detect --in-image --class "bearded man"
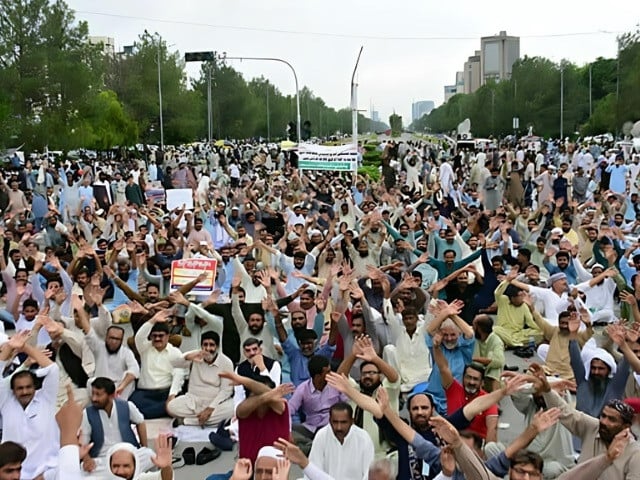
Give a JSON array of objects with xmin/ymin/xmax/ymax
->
[
  {"xmin": 85, "ymin": 323, "xmax": 140, "ymax": 399},
  {"xmin": 432, "ymin": 331, "xmax": 499, "ymax": 443}
]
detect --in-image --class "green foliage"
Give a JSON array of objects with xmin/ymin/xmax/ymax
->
[
  {"xmin": 389, "ymin": 114, "xmax": 403, "ymax": 137},
  {"xmin": 358, "ymin": 165, "xmax": 380, "ymax": 181},
  {"xmin": 413, "ymin": 32, "xmax": 640, "ymax": 138}
]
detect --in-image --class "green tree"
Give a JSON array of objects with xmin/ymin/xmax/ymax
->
[
  {"xmin": 389, "ymin": 113, "xmax": 402, "ymax": 137},
  {"xmin": 105, "ymin": 31, "xmax": 204, "ymax": 146},
  {"xmin": 0, "ymin": 0, "xmax": 105, "ymax": 150}
]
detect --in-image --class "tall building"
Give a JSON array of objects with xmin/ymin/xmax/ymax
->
[
  {"xmin": 88, "ymin": 36, "xmax": 115, "ymax": 56},
  {"xmin": 371, "ymin": 111, "xmax": 379, "ymax": 122},
  {"xmin": 444, "ymin": 85, "xmax": 457, "ymax": 103},
  {"xmin": 412, "ymin": 100, "xmax": 435, "ymax": 121},
  {"xmin": 480, "ymin": 31, "xmax": 520, "ymax": 84},
  {"xmin": 464, "ymin": 50, "xmax": 482, "ymax": 94}
]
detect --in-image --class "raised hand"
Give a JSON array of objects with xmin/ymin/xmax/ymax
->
[
  {"xmin": 528, "ymin": 363, "xmax": 551, "ymax": 393},
  {"xmin": 606, "ymin": 323, "xmax": 629, "ymax": 346},
  {"xmin": 274, "ymin": 438, "xmax": 308, "ymax": 468},
  {"xmin": 502, "ymin": 374, "xmax": 530, "ymax": 396},
  {"xmin": 325, "ymin": 372, "xmax": 352, "ymax": 394},
  {"xmin": 8, "ymin": 330, "xmax": 30, "ymax": 351},
  {"xmin": 531, "ymin": 407, "xmax": 562, "ymax": 433},
  {"xmin": 272, "ymin": 458, "xmax": 291, "ymax": 480},
  {"xmin": 607, "ymin": 428, "xmax": 632, "ymax": 462},
  {"xmin": 429, "ymin": 416, "xmax": 460, "ymax": 446},
  {"xmin": 375, "ymin": 386, "xmax": 391, "ymax": 412},
  {"xmin": 355, "ymin": 336, "xmax": 377, "ymax": 362},
  {"xmin": 230, "ymin": 459, "xmax": 253, "ymax": 480},
  {"xmin": 150, "ymin": 433, "xmax": 173, "ymax": 469},
  {"xmin": 568, "ymin": 312, "xmax": 581, "ymax": 335}
]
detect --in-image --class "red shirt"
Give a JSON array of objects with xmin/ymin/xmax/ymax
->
[
  {"xmin": 445, "ymin": 380, "xmax": 498, "ymax": 439},
  {"xmin": 239, "ymin": 403, "xmax": 291, "ymax": 463}
]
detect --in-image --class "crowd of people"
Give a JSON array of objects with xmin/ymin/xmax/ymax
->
[{"xmin": 0, "ymin": 137, "xmax": 640, "ymax": 480}]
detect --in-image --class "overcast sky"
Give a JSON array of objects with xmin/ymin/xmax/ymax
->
[{"xmin": 67, "ymin": 0, "xmax": 637, "ymax": 126}]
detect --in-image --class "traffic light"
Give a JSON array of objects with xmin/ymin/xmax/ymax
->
[{"xmin": 184, "ymin": 51, "xmax": 215, "ymax": 62}]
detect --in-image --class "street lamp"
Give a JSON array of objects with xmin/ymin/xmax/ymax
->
[
  {"xmin": 220, "ymin": 53, "xmax": 301, "ymax": 143},
  {"xmin": 145, "ymin": 30, "xmax": 164, "ymax": 149},
  {"xmin": 560, "ymin": 65, "xmax": 564, "ymax": 140},
  {"xmin": 185, "ymin": 51, "xmax": 216, "ymax": 142},
  {"xmin": 351, "ymin": 47, "xmax": 363, "ymax": 150}
]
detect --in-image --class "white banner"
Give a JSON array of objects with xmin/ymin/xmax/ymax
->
[{"xmin": 297, "ymin": 143, "xmax": 358, "ymax": 172}]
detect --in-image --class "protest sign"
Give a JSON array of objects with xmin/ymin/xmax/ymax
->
[
  {"xmin": 166, "ymin": 188, "xmax": 194, "ymax": 210},
  {"xmin": 170, "ymin": 258, "xmax": 217, "ymax": 293},
  {"xmin": 297, "ymin": 143, "xmax": 358, "ymax": 172}
]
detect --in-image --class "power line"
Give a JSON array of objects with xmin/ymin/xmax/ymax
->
[{"xmin": 76, "ymin": 10, "xmax": 623, "ymax": 41}]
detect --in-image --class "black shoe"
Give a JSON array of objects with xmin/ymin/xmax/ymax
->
[
  {"xmin": 172, "ymin": 418, "xmax": 184, "ymax": 428},
  {"xmin": 209, "ymin": 431, "xmax": 234, "ymax": 451},
  {"xmin": 196, "ymin": 446, "xmax": 221, "ymax": 465},
  {"xmin": 504, "ymin": 365, "xmax": 519, "ymax": 372},
  {"xmin": 182, "ymin": 446, "xmax": 196, "ymax": 465},
  {"xmin": 514, "ymin": 347, "xmax": 534, "ymax": 358},
  {"xmin": 169, "ymin": 435, "xmax": 178, "ymax": 449}
]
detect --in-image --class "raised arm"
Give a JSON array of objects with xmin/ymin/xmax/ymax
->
[{"xmin": 431, "ymin": 332, "xmax": 454, "ymax": 390}]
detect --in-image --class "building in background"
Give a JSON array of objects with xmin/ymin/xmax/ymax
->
[
  {"xmin": 443, "ymin": 31, "xmax": 520, "ymax": 101},
  {"xmin": 464, "ymin": 51, "xmax": 482, "ymax": 94},
  {"xmin": 443, "ymin": 72, "xmax": 464, "ymax": 103},
  {"xmin": 412, "ymin": 100, "xmax": 435, "ymax": 121},
  {"xmin": 88, "ymin": 36, "xmax": 115, "ymax": 56},
  {"xmin": 481, "ymin": 31, "xmax": 520, "ymax": 84}
]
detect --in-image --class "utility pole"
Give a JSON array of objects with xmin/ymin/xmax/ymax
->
[
  {"xmin": 589, "ymin": 63, "xmax": 593, "ymax": 116},
  {"xmin": 560, "ymin": 66, "xmax": 564, "ymax": 140},
  {"xmin": 185, "ymin": 51, "xmax": 216, "ymax": 142},
  {"xmin": 351, "ymin": 47, "xmax": 364, "ymax": 150},
  {"xmin": 266, "ymin": 85, "xmax": 271, "ymax": 141}
]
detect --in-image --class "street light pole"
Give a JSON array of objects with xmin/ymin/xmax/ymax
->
[
  {"xmin": 351, "ymin": 47, "xmax": 363, "ymax": 150},
  {"xmin": 221, "ymin": 54, "xmax": 301, "ymax": 142},
  {"xmin": 156, "ymin": 36, "xmax": 164, "ymax": 150},
  {"xmin": 207, "ymin": 64, "xmax": 212, "ymax": 142},
  {"xmin": 560, "ymin": 66, "xmax": 564, "ymax": 140}
]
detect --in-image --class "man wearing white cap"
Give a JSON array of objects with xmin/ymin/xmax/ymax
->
[
  {"xmin": 509, "ymin": 271, "xmax": 572, "ymax": 326},
  {"xmin": 574, "ymin": 266, "xmax": 619, "ymax": 325}
]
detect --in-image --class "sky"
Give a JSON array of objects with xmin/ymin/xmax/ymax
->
[{"xmin": 67, "ymin": 0, "xmax": 637, "ymax": 127}]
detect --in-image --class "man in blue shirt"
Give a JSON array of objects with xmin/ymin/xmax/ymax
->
[{"xmin": 274, "ymin": 312, "xmax": 339, "ymax": 386}]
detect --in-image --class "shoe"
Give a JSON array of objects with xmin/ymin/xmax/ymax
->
[
  {"xmin": 504, "ymin": 365, "xmax": 519, "ymax": 372},
  {"xmin": 196, "ymin": 446, "xmax": 221, "ymax": 465},
  {"xmin": 182, "ymin": 447, "xmax": 196, "ymax": 465},
  {"xmin": 209, "ymin": 431, "xmax": 234, "ymax": 451},
  {"xmin": 172, "ymin": 457, "xmax": 186, "ymax": 468},
  {"xmin": 172, "ymin": 418, "xmax": 184, "ymax": 428},
  {"xmin": 514, "ymin": 347, "xmax": 534, "ymax": 358},
  {"xmin": 169, "ymin": 435, "xmax": 178, "ymax": 449}
]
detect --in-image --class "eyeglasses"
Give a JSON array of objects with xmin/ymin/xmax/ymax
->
[
  {"xmin": 512, "ymin": 466, "xmax": 541, "ymax": 479},
  {"xmin": 361, "ymin": 371, "xmax": 380, "ymax": 377},
  {"xmin": 151, "ymin": 333, "xmax": 167, "ymax": 339}
]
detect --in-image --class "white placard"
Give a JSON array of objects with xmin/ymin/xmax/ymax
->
[{"xmin": 166, "ymin": 188, "xmax": 194, "ymax": 211}]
